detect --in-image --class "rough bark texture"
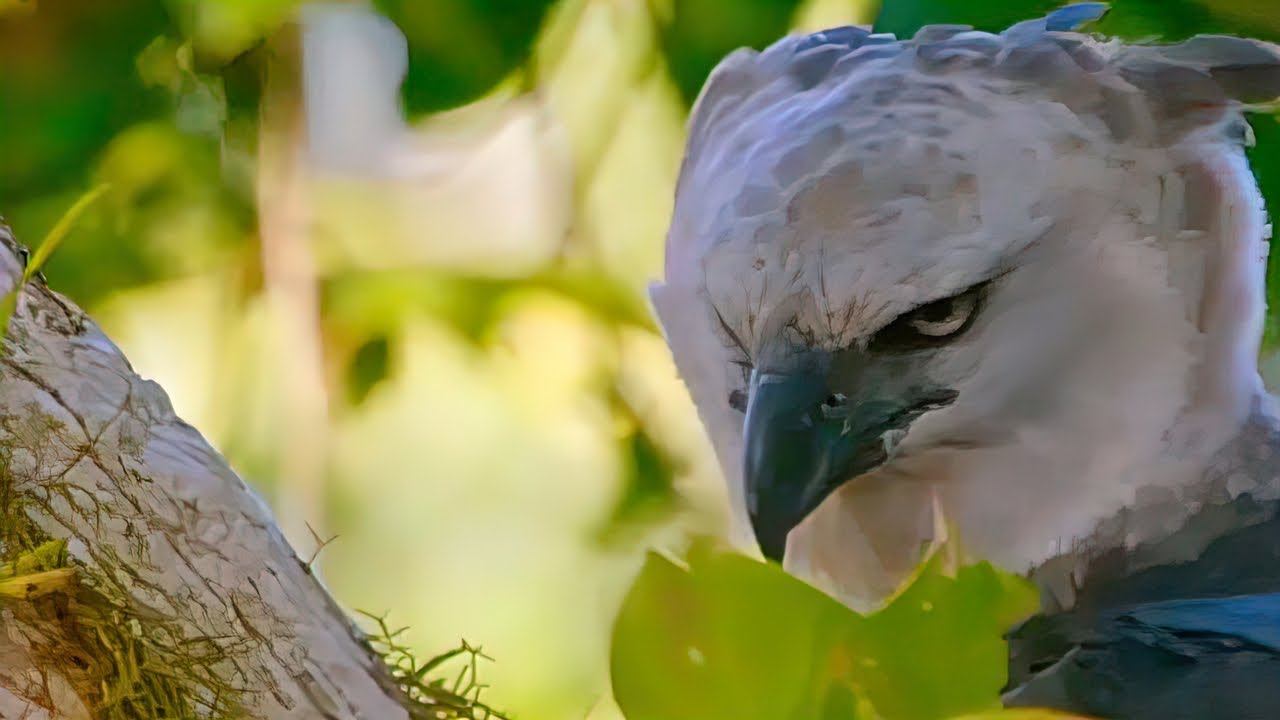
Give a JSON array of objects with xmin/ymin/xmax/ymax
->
[{"xmin": 0, "ymin": 222, "xmax": 410, "ymax": 719}]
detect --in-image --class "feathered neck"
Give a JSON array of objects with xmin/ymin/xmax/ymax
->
[{"xmin": 1032, "ymin": 393, "xmax": 1280, "ymax": 613}]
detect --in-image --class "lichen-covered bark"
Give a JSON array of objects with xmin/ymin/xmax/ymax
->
[{"xmin": 0, "ymin": 222, "xmax": 410, "ymax": 719}]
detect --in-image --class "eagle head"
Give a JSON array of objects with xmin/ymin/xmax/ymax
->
[{"xmin": 653, "ymin": 5, "xmax": 1280, "ymax": 604}]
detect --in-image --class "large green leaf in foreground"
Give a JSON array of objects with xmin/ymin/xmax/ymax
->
[{"xmin": 611, "ymin": 542, "xmax": 1046, "ymax": 720}]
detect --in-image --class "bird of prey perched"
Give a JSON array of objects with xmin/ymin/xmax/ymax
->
[{"xmin": 651, "ymin": 3, "xmax": 1280, "ymax": 717}]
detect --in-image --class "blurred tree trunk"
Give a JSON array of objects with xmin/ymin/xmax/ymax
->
[
  {"xmin": 0, "ymin": 222, "xmax": 409, "ymax": 719},
  {"xmin": 257, "ymin": 24, "xmax": 332, "ymax": 551}
]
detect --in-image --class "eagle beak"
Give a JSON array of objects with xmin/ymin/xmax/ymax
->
[{"xmin": 743, "ymin": 369, "xmax": 957, "ymax": 562}]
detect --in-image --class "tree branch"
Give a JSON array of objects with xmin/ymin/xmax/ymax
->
[{"xmin": 0, "ymin": 221, "xmax": 411, "ymax": 719}]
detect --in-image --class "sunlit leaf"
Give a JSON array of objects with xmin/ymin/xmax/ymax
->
[
  {"xmin": 848, "ymin": 547, "xmax": 1040, "ymax": 719},
  {"xmin": 168, "ymin": 0, "xmax": 301, "ymax": 64},
  {"xmin": 611, "ymin": 541, "xmax": 1041, "ymax": 720},
  {"xmin": 0, "ymin": 292, "xmax": 16, "ymax": 341},
  {"xmin": 611, "ymin": 547, "xmax": 863, "ymax": 720}
]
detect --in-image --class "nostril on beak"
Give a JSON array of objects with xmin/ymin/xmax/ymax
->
[{"xmin": 820, "ymin": 393, "xmax": 850, "ymax": 420}]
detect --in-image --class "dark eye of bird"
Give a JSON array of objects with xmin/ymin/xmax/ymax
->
[
  {"xmin": 871, "ymin": 284, "xmax": 984, "ymax": 350},
  {"xmin": 729, "ymin": 389, "xmax": 749, "ymax": 412}
]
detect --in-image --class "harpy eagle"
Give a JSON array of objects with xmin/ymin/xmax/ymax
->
[{"xmin": 651, "ymin": 3, "xmax": 1280, "ymax": 716}]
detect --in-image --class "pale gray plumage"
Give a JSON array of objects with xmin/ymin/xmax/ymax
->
[{"xmin": 653, "ymin": 5, "xmax": 1280, "ymax": 717}]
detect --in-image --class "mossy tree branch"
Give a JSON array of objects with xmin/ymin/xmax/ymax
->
[{"xmin": 0, "ymin": 220, "xmax": 413, "ymax": 719}]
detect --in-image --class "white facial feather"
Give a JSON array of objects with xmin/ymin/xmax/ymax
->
[{"xmin": 653, "ymin": 14, "xmax": 1280, "ymax": 607}]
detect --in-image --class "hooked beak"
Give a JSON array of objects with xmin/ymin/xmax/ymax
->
[{"xmin": 743, "ymin": 369, "xmax": 956, "ymax": 562}]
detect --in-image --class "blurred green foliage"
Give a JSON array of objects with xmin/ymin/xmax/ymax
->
[
  {"xmin": 0, "ymin": 0, "xmax": 252, "ymax": 309},
  {"xmin": 659, "ymin": 0, "xmax": 805, "ymax": 102},
  {"xmin": 0, "ymin": 0, "xmax": 167, "ymax": 198},
  {"xmin": 377, "ymin": 0, "xmax": 558, "ymax": 114},
  {"xmin": 4, "ymin": 0, "xmax": 1280, "ymax": 718}
]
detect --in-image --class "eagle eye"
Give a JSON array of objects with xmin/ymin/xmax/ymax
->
[
  {"xmin": 906, "ymin": 291, "xmax": 978, "ymax": 337},
  {"xmin": 872, "ymin": 284, "xmax": 984, "ymax": 350}
]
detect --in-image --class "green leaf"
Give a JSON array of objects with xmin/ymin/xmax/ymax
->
[
  {"xmin": 611, "ymin": 547, "xmax": 862, "ymax": 720},
  {"xmin": 25, "ymin": 183, "xmax": 112, "ymax": 283},
  {"xmin": 416, "ymin": 645, "xmax": 469, "ymax": 679},
  {"xmin": 610, "ymin": 541, "xmax": 1040, "ymax": 720},
  {"xmin": 846, "ymin": 550, "xmax": 1040, "ymax": 719},
  {"xmin": 0, "ymin": 183, "xmax": 112, "ymax": 340}
]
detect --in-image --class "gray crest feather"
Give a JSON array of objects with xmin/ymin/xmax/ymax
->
[
  {"xmin": 680, "ymin": 3, "xmax": 1277, "ymax": 199},
  {"xmin": 1152, "ymin": 35, "xmax": 1280, "ymax": 104}
]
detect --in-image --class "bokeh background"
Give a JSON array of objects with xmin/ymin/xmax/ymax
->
[{"xmin": 3, "ymin": 1, "xmax": 1280, "ymax": 717}]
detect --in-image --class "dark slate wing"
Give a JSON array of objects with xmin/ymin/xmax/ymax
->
[{"xmin": 1007, "ymin": 592, "xmax": 1280, "ymax": 719}]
